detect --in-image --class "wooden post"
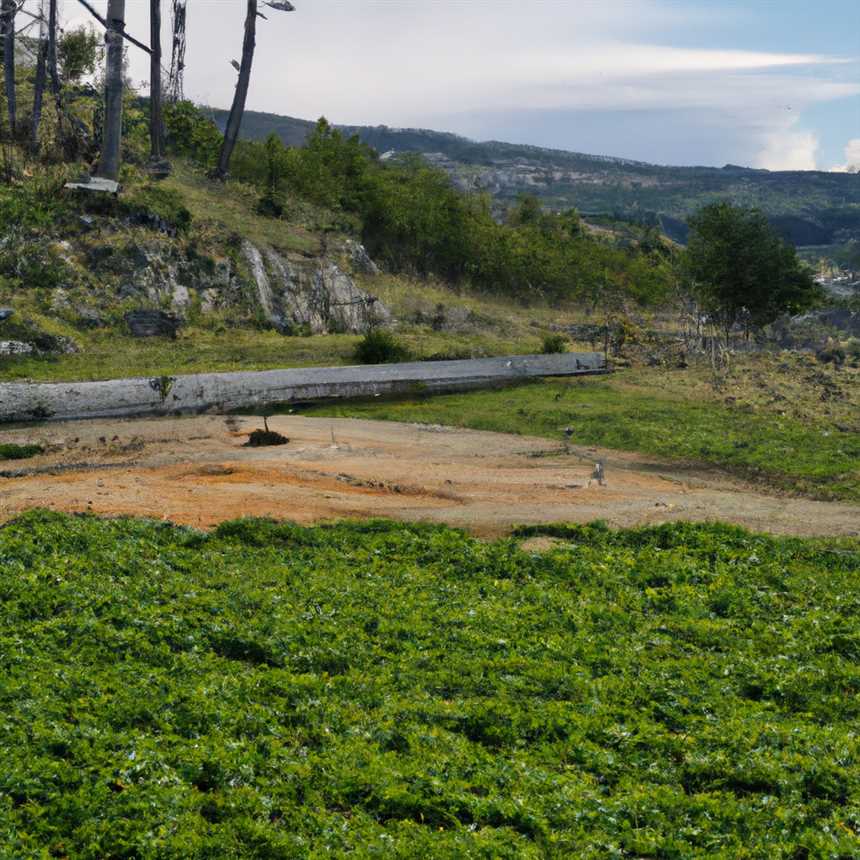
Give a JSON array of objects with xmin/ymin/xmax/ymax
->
[
  {"xmin": 214, "ymin": 0, "xmax": 257, "ymax": 180},
  {"xmin": 96, "ymin": 0, "xmax": 126, "ymax": 181}
]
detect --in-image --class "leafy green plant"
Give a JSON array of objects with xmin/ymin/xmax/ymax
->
[
  {"xmin": 0, "ymin": 443, "xmax": 43, "ymax": 460},
  {"xmin": 163, "ymin": 101, "xmax": 223, "ymax": 168},
  {"xmin": 541, "ymin": 333, "xmax": 568, "ymax": 354},
  {"xmin": 0, "ymin": 511, "xmax": 858, "ymax": 857},
  {"xmin": 352, "ymin": 329, "xmax": 411, "ymax": 364}
]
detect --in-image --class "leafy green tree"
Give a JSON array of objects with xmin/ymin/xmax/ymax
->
[
  {"xmin": 163, "ymin": 100, "xmax": 222, "ymax": 166},
  {"xmin": 58, "ymin": 25, "xmax": 102, "ymax": 84},
  {"xmin": 685, "ymin": 202, "xmax": 821, "ymax": 341}
]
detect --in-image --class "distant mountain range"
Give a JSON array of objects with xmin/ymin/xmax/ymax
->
[{"xmin": 206, "ymin": 107, "xmax": 860, "ymax": 248}]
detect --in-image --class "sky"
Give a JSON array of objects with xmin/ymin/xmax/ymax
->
[{"xmin": 65, "ymin": 0, "xmax": 860, "ymax": 171}]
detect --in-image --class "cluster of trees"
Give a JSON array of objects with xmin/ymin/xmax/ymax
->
[
  {"xmin": 685, "ymin": 203, "xmax": 820, "ymax": 341},
  {"xmin": 0, "ymin": 0, "xmax": 291, "ymax": 181},
  {"xmin": 165, "ymin": 110, "xmax": 679, "ymax": 311},
  {"xmin": 195, "ymin": 114, "xmax": 819, "ymax": 334}
]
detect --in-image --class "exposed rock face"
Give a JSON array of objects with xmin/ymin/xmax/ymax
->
[
  {"xmin": 345, "ymin": 240, "xmax": 380, "ymax": 276},
  {"xmin": 0, "ymin": 341, "xmax": 34, "ymax": 356},
  {"xmin": 93, "ymin": 240, "xmax": 230, "ymax": 311},
  {"xmin": 240, "ymin": 242, "xmax": 389, "ymax": 335},
  {"xmin": 25, "ymin": 229, "xmax": 389, "ymax": 338},
  {"xmin": 125, "ymin": 310, "xmax": 183, "ymax": 339}
]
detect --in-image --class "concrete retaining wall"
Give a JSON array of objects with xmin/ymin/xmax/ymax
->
[{"xmin": 0, "ymin": 352, "xmax": 607, "ymax": 424}]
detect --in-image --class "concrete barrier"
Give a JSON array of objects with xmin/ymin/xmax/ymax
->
[{"xmin": 0, "ymin": 352, "xmax": 607, "ymax": 424}]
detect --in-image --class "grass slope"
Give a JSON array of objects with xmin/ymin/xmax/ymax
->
[
  {"xmin": 307, "ymin": 365, "xmax": 860, "ymax": 502},
  {"xmin": 1, "ymin": 511, "xmax": 859, "ymax": 857}
]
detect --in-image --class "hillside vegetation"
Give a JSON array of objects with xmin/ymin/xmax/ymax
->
[
  {"xmin": 2, "ymin": 511, "xmax": 859, "ymax": 857},
  {"xmin": 206, "ymin": 108, "xmax": 860, "ymax": 248}
]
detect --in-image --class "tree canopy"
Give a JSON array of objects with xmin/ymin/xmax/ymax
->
[{"xmin": 685, "ymin": 202, "xmax": 821, "ymax": 338}]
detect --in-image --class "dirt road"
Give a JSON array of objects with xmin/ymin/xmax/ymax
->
[{"xmin": 0, "ymin": 415, "xmax": 856, "ymax": 536}]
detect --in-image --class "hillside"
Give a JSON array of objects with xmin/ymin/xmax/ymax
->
[{"xmin": 206, "ymin": 107, "xmax": 860, "ymax": 247}]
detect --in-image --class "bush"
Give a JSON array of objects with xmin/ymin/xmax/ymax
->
[
  {"xmin": 352, "ymin": 329, "xmax": 411, "ymax": 364},
  {"xmin": 164, "ymin": 101, "xmax": 223, "ymax": 168},
  {"xmin": 541, "ymin": 333, "xmax": 568, "ymax": 354},
  {"xmin": 0, "ymin": 443, "xmax": 43, "ymax": 461},
  {"xmin": 121, "ymin": 185, "xmax": 192, "ymax": 234}
]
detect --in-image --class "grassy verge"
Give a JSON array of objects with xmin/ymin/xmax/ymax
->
[
  {"xmin": 0, "ymin": 326, "xmax": 549, "ymax": 383},
  {"xmin": 2, "ymin": 511, "xmax": 858, "ymax": 857},
  {"xmin": 307, "ymin": 362, "xmax": 860, "ymax": 502}
]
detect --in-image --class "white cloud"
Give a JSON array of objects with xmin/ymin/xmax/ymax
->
[
  {"xmin": 832, "ymin": 139, "xmax": 860, "ymax": 172},
  {"xmin": 753, "ymin": 117, "xmax": 819, "ymax": 171}
]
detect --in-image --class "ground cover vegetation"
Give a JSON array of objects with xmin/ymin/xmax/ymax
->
[
  {"xmin": 308, "ymin": 354, "xmax": 860, "ymax": 502},
  {"xmin": 1, "ymin": 510, "xmax": 859, "ymax": 857}
]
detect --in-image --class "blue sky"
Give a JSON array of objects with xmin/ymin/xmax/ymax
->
[{"xmin": 76, "ymin": 0, "xmax": 860, "ymax": 171}]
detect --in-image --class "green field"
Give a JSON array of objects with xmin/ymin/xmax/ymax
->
[
  {"xmin": 307, "ymin": 374, "xmax": 860, "ymax": 502},
  {"xmin": 2, "ymin": 511, "xmax": 859, "ymax": 857}
]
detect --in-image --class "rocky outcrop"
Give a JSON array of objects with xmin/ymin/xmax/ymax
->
[
  {"xmin": 125, "ymin": 310, "xmax": 183, "ymax": 338},
  {"xmin": 240, "ymin": 242, "xmax": 389, "ymax": 335},
  {"xmin": 54, "ymin": 231, "xmax": 388, "ymax": 337}
]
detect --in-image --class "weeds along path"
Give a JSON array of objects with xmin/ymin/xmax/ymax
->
[{"xmin": 0, "ymin": 415, "xmax": 857, "ymax": 536}]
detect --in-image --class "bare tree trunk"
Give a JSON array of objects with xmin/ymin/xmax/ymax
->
[
  {"xmin": 168, "ymin": 0, "xmax": 186, "ymax": 102},
  {"xmin": 30, "ymin": 3, "xmax": 48, "ymax": 154},
  {"xmin": 47, "ymin": 0, "xmax": 63, "ymax": 130},
  {"xmin": 96, "ymin": 0, "xmax": 126, "ymax": 181},
  {"xmin": 149, "ymin": 0, "xmax": 164, "ymax": 159},
  {"xmin": 1, "ymin": 0, "xmax": 15, "ymax": 138},
  {"xmin": 214, "ymin": 0, "xmax": 257, "ymax": 180}
]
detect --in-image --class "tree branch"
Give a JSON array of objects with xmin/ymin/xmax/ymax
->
[{"xmin": 75, "ymin": 0, "xmax": 152, "ymax": 54}]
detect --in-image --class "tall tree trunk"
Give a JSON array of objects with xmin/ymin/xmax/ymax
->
[
  {"xmin": 30, "ymin": 2, "xmax": 48, "ymax": 154},
  {"xmin": 96, "ymin": 0, "xmax": 125, "ymax": 181},
  {"xmin": 47, "ymin": 0, "xmax": 62, "ymax": 127},
  {"xmin": 214, "ymin": 0, "xmax": 257, "ymax": 180},
  {"xmin": 2, "ymin": 0, "xmax": 15, "ymax": 138},
  {"xmin": 168, "ymin": 0, "xmax": 186, "ymax": 102},
  {"xmin": 149, "ymin": 0, "xmax": 164, "ymax": 159}
]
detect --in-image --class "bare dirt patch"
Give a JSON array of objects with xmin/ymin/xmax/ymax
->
[{"xmin": 0, "ymin": 415, "xmax": 856, "ymax": 537}]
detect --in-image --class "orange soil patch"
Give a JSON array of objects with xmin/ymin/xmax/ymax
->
[{"xmin": 1, "ymin": 414, "xmax": 857, "ymax": 537}]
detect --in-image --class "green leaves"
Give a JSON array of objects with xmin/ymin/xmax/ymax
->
[
  {"xmin": 685, "ymin": 202, "xmax": 822, "ymax": 335},
  {"xmin": 1, "ymin": 512, "xmax": 859, "ymax": 857}
]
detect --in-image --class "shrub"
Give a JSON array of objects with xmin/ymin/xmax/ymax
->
[
  {"xmin": 352, "ymin": 329, "xmax": 411, "ymax": 364},
  {"xmin": 163, "ymin": 101, "xmax": 223, "ymax": 168},
  {"xmin": 541, "ymin": 333, "xmax": 568, "ymax": 354},
  {"xmin": 121, "ymin": 185, "xmax": 192, "ymax": 234},
  {"xmin": 0, "ymin": 443, "xmax": 43, "ymax": 461}
]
